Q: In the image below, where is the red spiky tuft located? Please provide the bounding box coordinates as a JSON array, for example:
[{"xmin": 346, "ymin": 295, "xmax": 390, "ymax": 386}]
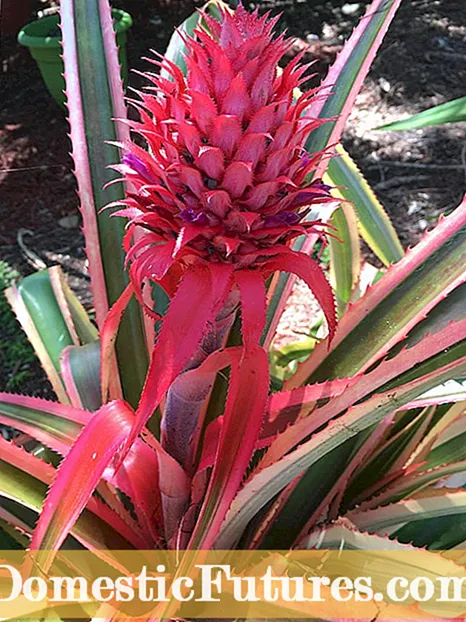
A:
[{"xmin": 116, "ymin": 4, "xmax": 335, "ymax": 282}]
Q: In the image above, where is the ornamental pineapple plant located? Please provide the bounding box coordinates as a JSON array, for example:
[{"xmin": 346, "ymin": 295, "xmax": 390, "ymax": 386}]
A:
[{"xmin": 2, "ymin": 0, "xmax": 466, "ymax": 618}]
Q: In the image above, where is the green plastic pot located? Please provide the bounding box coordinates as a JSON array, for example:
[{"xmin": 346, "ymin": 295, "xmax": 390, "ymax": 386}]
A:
[{"xmin": 17, "ymin": 9, "xmax": 132, "ymax": 108}]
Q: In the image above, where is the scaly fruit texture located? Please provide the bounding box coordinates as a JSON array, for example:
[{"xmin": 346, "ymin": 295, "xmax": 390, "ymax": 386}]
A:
[{"xmin": 110, "ymin": 4, "xmax": 338, "ymax": 454}]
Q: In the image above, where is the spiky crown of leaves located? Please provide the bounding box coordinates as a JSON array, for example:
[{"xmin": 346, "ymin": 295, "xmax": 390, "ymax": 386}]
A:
[{"xmin": 113, "ymin": 4, "xmax": 335, "ymax": 291}]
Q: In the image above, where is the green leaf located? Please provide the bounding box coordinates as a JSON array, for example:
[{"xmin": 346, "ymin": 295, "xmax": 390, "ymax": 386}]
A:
[
  {"xmin": 61, "ymin": 342, "xmax": 102, "ymax": 411},
  {"xmin": 328, "ymin": 202, "xmax": 360, "ymax": 314},
  {"xmin": 5, "ymin": 272, "xmax": 75, "ymax": 402},
  {"xmin": 0, "ymin": 393, "xmax": 87, "ymax": 456},
  {"xmin": 50, "ymin": 266, "xmax": 98, "ymax": 344},
  {"xmin": 0, "ymin": 519, "xmax": 29, "ymax": 549},
  {"xmin": 302, "ymin": 197, "xmax": 466, "ymax": 383},
  {"xmin": 273, "ymin": 337, "xmax": 318, "ymax": 368},
  {"xmin": 5, "ymin": 267, "xmax": 100, "ymax": 404},
  {"xmin": 216, "ymin": 351, "xmax": 466, "ymax": 548},
  {"xmin": 325, "ymin": 145, "xmax": 404, "ymax": 267},
  {"xmin": 360, "ymin": 460, "xmax": 466, "ymax": 511},
  {"xmin": 302, "ymin": 522, "xmax": 466, "ymax": 618},
  {"xmin": 259, "ymin": 437, "xmax": 361, "ymax": 549},
  {"xmin": 15, "ymin": 271, "xmax": 75, "ymax": 370},
  {"xmin": 395, "ymin": 512, "xmax": 466, "ymax": 550},
  {"xmin": 61, "ymin": 0, "xmax": 148, "ymax": 407},
  {"xmin": 303, "ymin": 521, "xmax": 433, "ymax": 551},
  {"xmin": 0, "ymin": 459, "xmax": 133, "ymax": 552},
  {"xmin": 266, "ymin": 0, "xmax": 402, "ymax": 342},
  {"xmin": 377, "ymin": 95, "xmax": 466, "ymax": 131},
  {"xmin": 348, "ymin": 491, "xmax": 466, "ymax": 544},
  {"xmin": 425, "ymin": 414, "xmax": 466, "ymax": 470},
  {"xmin": 306, "ymin": 0, "xmax": 402, "ymax": 170},
  {"xmin": 344, "ymin": 407, "xmax": 435, "ymax": 506}
]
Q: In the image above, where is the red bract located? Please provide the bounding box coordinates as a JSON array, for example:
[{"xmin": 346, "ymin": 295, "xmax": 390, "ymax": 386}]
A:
[{"xmin": 112, "ymin": 4, "xmax": 337, "ymax": 455}]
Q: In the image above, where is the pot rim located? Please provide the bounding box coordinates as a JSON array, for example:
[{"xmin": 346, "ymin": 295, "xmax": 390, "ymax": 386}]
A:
[{"xmin": 17, "ymin": 8, "xmax": 132, "ymax": 49}]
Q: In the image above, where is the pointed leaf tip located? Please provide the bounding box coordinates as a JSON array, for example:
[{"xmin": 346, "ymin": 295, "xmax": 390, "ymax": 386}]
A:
[{"xmin": 29, "ymin": 400, "xmax": 135, "ymax": 571}]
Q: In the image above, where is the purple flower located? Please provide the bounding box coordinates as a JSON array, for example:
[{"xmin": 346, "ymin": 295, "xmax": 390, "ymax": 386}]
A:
[
  {"xmin": 264, "ymin": 211, "xmax": 302, "ymax": 227},
  {"xmin": 289, "ymin": 182, "xmax": 332, "ymax": 208},
  {"xmin": 122, "ymin": 153, "xmax": 155, "ymax": 183},
  {"xmin": 179, "ymin": 209, "xmax": 210, "ymax": 225}
]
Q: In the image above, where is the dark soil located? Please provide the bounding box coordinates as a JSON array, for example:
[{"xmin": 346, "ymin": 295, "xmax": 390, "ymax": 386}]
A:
[{"xmin": 1, "ymin": 0, "xmax": 465, "ymax": 394}]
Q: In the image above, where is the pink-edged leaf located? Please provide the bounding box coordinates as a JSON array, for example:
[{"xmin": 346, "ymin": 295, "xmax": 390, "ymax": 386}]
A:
[
  {"xmin": 88, "ymin": 494, "xmax": 153, "ymax": 550},
  {"xmin": 0, "ymin": 393, "xmax": 91, "ymax": 425},
  {"xmin": 125, "ymin": 263, "xmax": 233, "ymax": 459},
  {"xmin": 29, "ymin": 400, "xmax": 137, "ymax": 570},
  {"xmin": 0, "ymin": 414, "xmax": 76, "ymax": 457},
  {"xmin": 0, "ymin": 434, "xmax": 147, "ymax": 550},
  {"xmin": 262, "ymin": 0, "xmax": 403, "ymax": 340},
  {"xmin": 188, "ymin": 346, "xmax": 270, "ymax": 549},
  {"xmin": 402, "ymin": 378, "xmax": 466, "ymax": 410},
  {"xmin": 328, "ymin": 201, "xmax": 361, "ymax": 315},
  {"xmin": 0, "ymin": 437, "xmax": 55, "ymax": 486},
  {"xmin": 265, "ymin": 250, "xmax": 337, "ymax": 343},
  {"xmin": 385, "ymin": 406, "xmax": 436, "ymax": 476},
  {"xmin": 263, "ymin": 0, "xmax": 403, "ymax": 337},
  {"xmin": 61, "ymin": 0, "xmax": 148, "ymax": 407},
  {"xmin": 234, "ymin": 269, "xmax": 267, "ymax": 349},
  {"xmin": 0, "ymin": 458, "xmax": 141, "ymax": 560},
  {"xmin": 325, "ymin": 144, "xmax": 404, "ymax": 267},
  {"xmin": 216, "ymin": 352, "xmax": 466, "ymax": 549},
  {"xmin": 141, "ymin": 429, "xmax": 191, "ymax": 544},
  {"xmin": 0, "ymin": 509, "xmax": 32, "ymax": 544},
  {"xmin": 405, "ymin": 402, "xmax": 466, "ymax": 471},
  {"xmin": 4, "ymin": 282, "xmax": 70, "ymax": 404},
  {"xmin": 98, "ymin": 0, "xmax": 128, "ymax": 122},
  {"xmin": 294, "ymin": 412, "xmax": 395, "ymax": 543},
  {"xmin": 348, "ymin": 463, "xmax": 413, "ymax": 510},
  {"xmin": 289, "ymin": 195, "xmax": 466, "ymax": 386},
  {"xmin": 0, "ymin": 393, "xmax": 165, "ymax": 544},
  {"xmin": 300, "ymin": 518, "xmax": 436, "ymax": 551},
  {"xmin": 262, "ymin": 315, "xmax": 466, "ymax": 468},
  {"xmin": 48, "ymin": 266, "xmax": 81, "ymax": 346},
  {"xmin": 346, "ymin": 489, "xmax": 466, "ymax": 538},
  {"xmin": 306, "ymin": 0, "xmax": 403, "ymax": 177},
  {"xmin": 110, "ymin": 435, "xmax": 164, "ymax": 545},
  {"xmin": 61, "ymin": 346, "xmax": 85, "ymax": 410},
  {"xmin": 264, "ymin": 376, "xmax": 350, "ymax": 440},
  {"xmin": 51, "ymin": 265, "xmax": 99, "ymax": 344},
  {"xmin": 358, "ymin": 460, "xmax": 466, "ymax": 513},
  {"xmin": 100, "ymin": 283, "xmax": 133, "ymax": 403},
  {"xmin": 246, "ymin": 476, "xmax": 304, "ymax": 549},
  {"xmin": 61, "ymin": 342, "xmax": 102, "ymax": 411},
  {"xmin": 61, "ymin": 0, "xmax": 109, "ymax": 328}
]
